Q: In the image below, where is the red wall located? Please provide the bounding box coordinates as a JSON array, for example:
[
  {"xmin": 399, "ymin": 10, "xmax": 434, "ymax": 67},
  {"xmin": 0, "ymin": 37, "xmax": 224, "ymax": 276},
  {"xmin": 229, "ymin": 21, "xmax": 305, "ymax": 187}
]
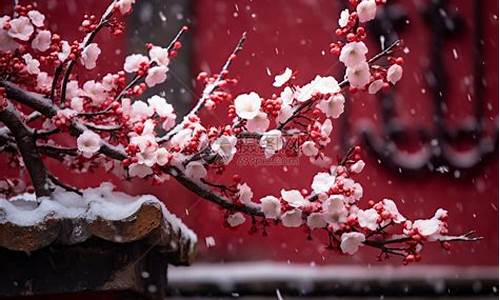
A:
[{"xmin": 1, "ymin": 0, "xmax": 498, "ymax": 267}]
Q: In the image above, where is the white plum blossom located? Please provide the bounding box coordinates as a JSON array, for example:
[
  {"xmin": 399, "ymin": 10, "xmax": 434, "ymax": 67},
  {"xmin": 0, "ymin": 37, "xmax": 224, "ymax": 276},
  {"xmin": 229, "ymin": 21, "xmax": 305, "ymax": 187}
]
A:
[
  {"xmin": 129, "ymin": 101, "xmax": 154, "ymax": 122},
  {"xmin": 36, "ymin": 72, "xmax": 52, "ymax": 90},
  {"xmin": 129, "ymin": 163, "xmax": 153, "ymax": 178},
  {"xmin": 227, "ymin": 212, "xmax": 246, "ymax": 227},
  {"xmin": 307, "ymin": 213, "xmax": 327, "ymax": 229},
  {"xmin": 83, "ymin": 80, "xmax": 107, "ymax": 105},
  {"xmin": 357, "ymin": 0, "xmax": 377, "ymax": 23},
  {"xmin": 234, "ymin": 92, "xmax": 262, "ymax": 120},
  {"xmin": 387, "ymin": 64, "xmax": 403, "ymax": 84},
  {"xmin": 311, "ymin": 172, "xmax": 335, "ymax": 194},
  {"xmin": 145, "ymin": 65, "xmax": 168, "ymax": 87},
  {"xmin": 412, "ymin": 219, "xmax": 441, "ymax": 237},
  {"xmin": 57, "ymin": 41, "xmax": 71, "ymax": 62},
  {"xmin": 22, "ymin": 54, "xmax": 40, "ymax": 75},
  {"xmin": 340, "ymin": 232, "xmax": 366, "ymax": 255},
  {"xmin": 8, "ymin": 16, "xmax": 34, "ymax": 41},
  {"xmin": 185, "ymin": 161, "xmax": 207, "ymax": 180},
  {"xmin": 70, "ymin": 97, "xmax": 84, "ymax": 112},
  {"xmin": 350, "ymin": 160, "xmax": 366, "ymax": 173},
  {"xmin": 156, "ymin": 148, "xmax": 171, "ymax": 166},
  {"xmin": 246, "ymin": 112, "xmax": 270, "ymax": 133},
  {"xmin": 368, "ymin": 79, "xmax": 384, "ymax": 94},
  {"xmin": 273, "ymin": 67, "xmax": 292, "ymax": 87},
  {"xmin": 31, "ymin": 30, "xmax": 51, "ymax": 52},
  {"xmin": 237, "ymin": 183, "xmax": 253, "ymax": 204},
  {"xmin": 124, "ymin": 54, "xmax": 149, "ymax": 73},
  {"xmin": 340, "ymin": 177, "xmax": 363, "ymax": 203},
  {"xmin": 259, "ymin": 129, "xmax": 283, "ymax": 158},
  {"xmin": 346, "ymin": 62, "xmax": 371, "ymax": 88},
  {"xmin": 149, "ymin": 46, "xmax": 170, "ymax": 66},
  {"xmin": 297, "ymin": 76, "xmax": 340, "ymax": 102},
  {"xmin": 80, "ymin": 43, "xmax": 101, "ymax": 70},
  {"xmin": 317, "ymin": 94, "xmax": 345, "ymax": 118},
  {"xmin": 211, "ymin": 135, "xmax": 237, "ymax": 164},
  {"xmin": 276, "ymin": 104, "xmax": 293, "ymax": 125},
  {"xmin": 27, "ymin": 10, "xmax": 45, "ymax": 27},
  {"xmin": 338, "ymin": 9, "xmax": 350, "ymax": 27},
  {"xmin": 116, "ymin": 0, "xmax": 136, "ymax": 15},
  {"xmin": 357, "ymin": 208, "xmax": 379, "ymax": 230},
  {"xmin": 147, "ymin": 95, "xmax": 175, "ymax": 119},
  {"xmin": 280, "ymin": 189, "xmax": 309, "ymax": 208},
  {"xmin": 340, "ymin": 41, "xmax": 368, "ymax": 68},
  {"xmin": 382, "ymin": 199, "xmax": 406, "ymax": 223},
  {"xmin": 281, "ymin": 209, "xmax": 303, "ymax": 227},
  {"xmin": 77, "ymin": 130, "xmax": 101, "ymax": 158},
  {"xmin": 280, "ymin": 86, "xmax": 294, "ymax": 105},
  {"xmin": 301, "ymin": 141, "xmax": 318, "ymax": 157},
  {"xmin": 260, "ymin": 196, "xmax": 281, "ymax": 219},
  {"xmin": 65, "ymin": 80, "xmax": 81, "ymax": 100},
  {"xmin": 322, "ymin": 195, "xmax": 348, "ymax": 228}
]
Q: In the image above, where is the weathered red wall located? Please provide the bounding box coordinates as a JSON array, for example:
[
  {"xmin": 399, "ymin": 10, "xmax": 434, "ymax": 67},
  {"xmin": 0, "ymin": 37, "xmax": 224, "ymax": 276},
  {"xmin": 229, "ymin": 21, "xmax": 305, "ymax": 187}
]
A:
[{"xmin": 1, "ymin": 0, "xmax": 498, "ymax": 268}]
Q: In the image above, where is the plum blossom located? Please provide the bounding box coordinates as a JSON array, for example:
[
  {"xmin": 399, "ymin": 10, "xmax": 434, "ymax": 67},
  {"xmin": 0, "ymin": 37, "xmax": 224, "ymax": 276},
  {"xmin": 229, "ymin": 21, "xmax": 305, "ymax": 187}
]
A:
[
  {"xmin": 368, "ymin": 79, "xmax": 384, "ymax": 94},
  {"xmin": 22, "ymin": 54, "xmax": 40, "ymax": 74},
  {"xmin": 307, "ymin": 213, "xmax": 327, "ymax": 229},
  {"xmin": 57, "ymin": 41, "xmax": 71, "ymax": 62},
  {"xmin": 301, "ymin": 141, "xmax": 318, "ymax": 157},
  {"xmin": 234, "ymin": 92, "xmax": 262, "ymax": 120},
  {"xmin": 259, "ymin": 129, "xmax": 283, "ymax": 158},
  {"xmin": 211, "ymin": 135, "xmax": 237, "ymax": 164},
  {"xmin": 297, "ymin": 76, "xmax": 340, "ymax": 102},
  {"xmin": 340, "ymin": 41, "xmax": 368, "ymax": 68},
  {"xmin": 346, "ymin": 62, "xmax": 371, "ymax": 88},
  {"xmin": 116, "ymin": 0, "xmax": 136, "ymax": 15},
  {"xmin": 276, "ymin": 104, "xmax": 293, "ymax": 125},
  {"xmin": 280, "ymin": 86, "xmax": 294, "ymax": 105},
  {"xmin": 129, "ymin": 101, "xmax": 154, "ymax": 122},
  {"xmin": 387, "ymin": 64, "xmax": 403, "ymax": 84},
  {"xmin": 317, "ymin": 94, "xmax": 345, "ymax": 118},
  {"xmin": 80, "ymin": 43, "xmax": 101, "ymax": 70},
  {"xmin": 311, "ymin": 172, "xmax": 335, "ymax": 194},
  {"xmin": 350, "ymin": 160, "xmax": 365, "ymax": 173},
  {"xmin": 340, "ymin": 232, "xmax": 366, "ymax": 255},
  {"xmin": 227, "ymin": 212, "xmax": 246, "ymax": 227},
  {"xmin": 185, "ymin": 161, "xmax": 207, "ymax": 180},
  {"xmin": 31, "ymin": 30, "xmax": 51, "ymax": 52},
  {"xmin": 338, "ymin": 9, "xmax": 350, "ymax": 27},
  {"xmin": 36, "ymin": 72, "xmax": 52, "ymax": 90},
  {"xmin": 260, "ymin": 196, "xmax": 281, "ymax": 219},
  {"xmin": 322, "ymin": 195, "xmax": 348, "ymax": 228},
  {"xmin": 83, "ymin": 80, "xmax": 107, "ymax": 105},
  {"xmin": 237, "ymin": 183, "xmax": 253, "ymax": 204},
  {"xmin": 129, "ymin": 163, "xmax": 153, "ymax": 178},
  {"xmin": 149, "ymin": 46, "xmax": 170, "ymax": 66},
  {"xmin": 145, "ymin": 65, "xmax": 168, "ymax": 87},
  {"xmin": 381, "ymin": 199, "xmax": 406, "ymax": 224},
  {"xmin": 318, "ymin": 119, "xmax": 333, "ymax": 146},
  {"xmin": 281, "ymin": 209, "xmax": 303, "ymax": 227},
  {"xmin": 27, "ymin": 10, "xmax": 45, "ymax": 27},
  {"xmin": 8, "ymin": 16, "xmax": 34, "ymax": 41},
  {"xmin": 412, "ymin": 219, "xmax": 440, "ymax": 237},
  {"xmin": 147, "ymin": 95, "xmax": 175, "ymax": 118},
  {"xmin": 124, "ymin": 54, "xmax": 149, "ymax": 73},
  {"xmin": 70, "ymin": 97, "xmax": 84, "ymax": 112},
  {"xmin": 77, "ymin": 130, "xmax": 101, "ymax": 158},
  {"xmin": 357, "ymin": 0, "xmax": 377, "ymax": 23},
  {"xmin": 156, "ymin": 148, "xmax": 171, "ymax": 166},
  {"xmin": 281, "ymin": 189, "xmax": 309, "ymax": 208},
  {"xmin": 357, "ymin": 208, "xmax": 379, "ymax": 230},
  {"xmin": 339, "ymin": 177, "xmax": 363, "ymax": 203},
  {"xmin": 246, "ymin": 112, "xmax": 270, "ymax": 133},
  {"xmin": 273, "ymin": 67, "xmax": 292, "ymax": 87}
]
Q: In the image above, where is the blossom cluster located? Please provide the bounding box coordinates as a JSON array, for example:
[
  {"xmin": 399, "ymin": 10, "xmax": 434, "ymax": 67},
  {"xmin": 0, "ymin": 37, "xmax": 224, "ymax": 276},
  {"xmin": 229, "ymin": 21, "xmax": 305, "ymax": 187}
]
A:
[{"xmin": 0, "ymin": 0, "xmax": 476, "ymax": 262}]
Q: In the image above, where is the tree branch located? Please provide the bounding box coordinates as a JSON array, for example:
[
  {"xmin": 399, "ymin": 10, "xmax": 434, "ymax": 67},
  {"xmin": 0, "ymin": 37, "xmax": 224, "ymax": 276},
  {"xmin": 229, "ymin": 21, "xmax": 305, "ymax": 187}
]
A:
[{"xmin": 0, "ymin": 103, "xmax": 53, "ymax": 198}]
